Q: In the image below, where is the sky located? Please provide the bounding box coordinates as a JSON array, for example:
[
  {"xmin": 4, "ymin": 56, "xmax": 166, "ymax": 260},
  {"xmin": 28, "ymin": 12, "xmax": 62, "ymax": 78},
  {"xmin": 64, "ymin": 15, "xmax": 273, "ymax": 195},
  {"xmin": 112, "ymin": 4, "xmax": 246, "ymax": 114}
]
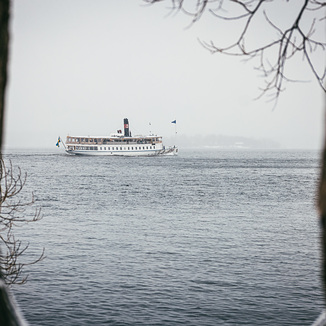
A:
[{"xmin": 4, "ymin": 0, "xmax": 325, "ymax": 149}]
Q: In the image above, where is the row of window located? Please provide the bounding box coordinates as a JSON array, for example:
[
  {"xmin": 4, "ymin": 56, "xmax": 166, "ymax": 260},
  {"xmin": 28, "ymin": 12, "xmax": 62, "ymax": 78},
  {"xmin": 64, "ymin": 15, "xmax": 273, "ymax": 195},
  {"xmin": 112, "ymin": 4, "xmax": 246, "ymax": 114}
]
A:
[
  {"xmin": 67, "ymin": 137, "xmax": 160, "ymax": 144},
  {"xmin": 68, "ymin": 146, "xmax": 156, "ymax": 151},
  {"xmin": 98, "ymin": 146, "xmax": 155, "ymax": 151}
]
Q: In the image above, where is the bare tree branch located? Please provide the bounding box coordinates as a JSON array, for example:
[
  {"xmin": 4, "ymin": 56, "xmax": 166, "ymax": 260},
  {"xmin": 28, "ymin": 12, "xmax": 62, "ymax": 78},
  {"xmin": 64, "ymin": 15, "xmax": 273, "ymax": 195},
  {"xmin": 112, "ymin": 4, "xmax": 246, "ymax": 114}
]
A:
[
  {"xmin": 0, "ymin": 158, "xmax": 44, "ymax": 286},
  {"xmin": 145, "ymin": 0, "xmax": 326, "ymax": 100}
]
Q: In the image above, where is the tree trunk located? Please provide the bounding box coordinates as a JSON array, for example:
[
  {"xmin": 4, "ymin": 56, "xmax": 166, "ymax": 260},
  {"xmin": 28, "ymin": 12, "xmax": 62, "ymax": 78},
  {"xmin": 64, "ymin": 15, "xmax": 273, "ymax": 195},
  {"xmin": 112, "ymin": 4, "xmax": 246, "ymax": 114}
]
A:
[{"xmin": 0, "ymin": 0, "xmax": 9, "ymax": 154}]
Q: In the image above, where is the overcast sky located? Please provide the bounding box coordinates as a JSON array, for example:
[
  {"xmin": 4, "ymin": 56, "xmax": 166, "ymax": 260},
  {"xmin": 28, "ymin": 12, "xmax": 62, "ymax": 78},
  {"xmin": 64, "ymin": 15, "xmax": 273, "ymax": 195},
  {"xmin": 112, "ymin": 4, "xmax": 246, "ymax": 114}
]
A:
[{"xmin": 4, "ymin": 0, "xmax": 325, "ymax": 149}]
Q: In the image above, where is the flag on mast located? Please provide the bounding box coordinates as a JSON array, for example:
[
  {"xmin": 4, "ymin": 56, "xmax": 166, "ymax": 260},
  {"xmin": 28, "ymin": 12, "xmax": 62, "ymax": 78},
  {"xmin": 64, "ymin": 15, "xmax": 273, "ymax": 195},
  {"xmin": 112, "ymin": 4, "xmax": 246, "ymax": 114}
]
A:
[
  {"xmin": 56, "ymin": 137, "xmax": 61, "ymax": 147},
  {"xmin": 171, "ymin": 120, "xmax": 176, "ymax": 124}
]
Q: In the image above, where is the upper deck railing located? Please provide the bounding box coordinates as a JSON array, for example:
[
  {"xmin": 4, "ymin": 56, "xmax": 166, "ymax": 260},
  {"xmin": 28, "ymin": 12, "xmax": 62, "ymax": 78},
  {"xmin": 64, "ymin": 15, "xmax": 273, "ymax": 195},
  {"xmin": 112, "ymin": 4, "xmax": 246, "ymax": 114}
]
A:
[{"xmin": 66, "ymin": 136, "xmax": 162, "ymax": 145}]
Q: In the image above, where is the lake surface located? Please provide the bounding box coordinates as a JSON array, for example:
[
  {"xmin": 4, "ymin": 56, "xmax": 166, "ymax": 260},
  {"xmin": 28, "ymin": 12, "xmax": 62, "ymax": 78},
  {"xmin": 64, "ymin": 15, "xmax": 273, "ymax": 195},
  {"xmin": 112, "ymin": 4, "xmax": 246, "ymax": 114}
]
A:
[{"xmin": 3, "ymin": 148, "xmax": 324, "ymax": 325}]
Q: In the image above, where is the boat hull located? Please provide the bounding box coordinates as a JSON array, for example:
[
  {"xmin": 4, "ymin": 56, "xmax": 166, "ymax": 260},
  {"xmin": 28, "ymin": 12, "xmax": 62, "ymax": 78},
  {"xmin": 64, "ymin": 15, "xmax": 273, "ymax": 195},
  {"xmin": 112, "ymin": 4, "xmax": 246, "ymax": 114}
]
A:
[{"xmin": 65, "ymin": 147, "xmax": 178, "ymax": 156}]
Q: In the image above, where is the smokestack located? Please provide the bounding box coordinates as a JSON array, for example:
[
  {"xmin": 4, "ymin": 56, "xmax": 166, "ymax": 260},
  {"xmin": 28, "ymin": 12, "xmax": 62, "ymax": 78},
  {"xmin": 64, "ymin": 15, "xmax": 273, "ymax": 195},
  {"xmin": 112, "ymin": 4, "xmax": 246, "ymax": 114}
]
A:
[{"xmin": 124, "ymin": 118, "xmax": 130, "ymax": 137}]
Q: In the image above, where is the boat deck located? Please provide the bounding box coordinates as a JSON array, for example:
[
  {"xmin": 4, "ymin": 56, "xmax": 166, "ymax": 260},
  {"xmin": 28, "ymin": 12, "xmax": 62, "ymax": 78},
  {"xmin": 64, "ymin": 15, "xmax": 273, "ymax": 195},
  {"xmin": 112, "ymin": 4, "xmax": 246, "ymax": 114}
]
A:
[{"xmin": 66, "ymin": 136, "xmax": 162, "ymax": 146}]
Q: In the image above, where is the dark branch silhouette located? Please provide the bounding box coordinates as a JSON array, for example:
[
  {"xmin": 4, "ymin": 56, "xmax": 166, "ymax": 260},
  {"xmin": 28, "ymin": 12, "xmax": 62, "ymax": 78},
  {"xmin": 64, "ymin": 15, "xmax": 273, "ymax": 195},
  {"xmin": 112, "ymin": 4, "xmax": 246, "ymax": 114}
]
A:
[
  {"xmin": 0, "ymin": 158, "xmax": 44, "ymax": 286},
  {"xmin": 0, "ymin": 2, "xmax": 31, "ymax": 325},
  {"xmin": 0, "ymin": 2, "xmax": 44, "ymax": 324},
  {"xmin": 145, "ymin": 0, "xmax": 326, "ymax": 100}
]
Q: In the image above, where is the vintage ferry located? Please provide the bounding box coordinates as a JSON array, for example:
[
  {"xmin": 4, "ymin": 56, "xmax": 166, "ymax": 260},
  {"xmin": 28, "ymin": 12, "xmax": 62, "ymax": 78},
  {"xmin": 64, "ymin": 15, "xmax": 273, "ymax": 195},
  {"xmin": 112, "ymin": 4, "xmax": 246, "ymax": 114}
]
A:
[{"xmin": 59, "ymin": 118, "xmax": 178, "ymax": 156}]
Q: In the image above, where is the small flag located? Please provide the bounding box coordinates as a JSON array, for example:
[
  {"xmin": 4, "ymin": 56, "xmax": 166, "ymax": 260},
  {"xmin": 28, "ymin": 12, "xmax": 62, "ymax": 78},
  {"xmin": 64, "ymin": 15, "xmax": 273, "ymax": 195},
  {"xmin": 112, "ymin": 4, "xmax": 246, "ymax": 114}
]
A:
[
  {"xmin": 171, "ymin": 120, "xmax": 176, "ymax": 124},
  {"xmin": 56, "ymin": 137, "xmax": 61, "ymax": 147}
]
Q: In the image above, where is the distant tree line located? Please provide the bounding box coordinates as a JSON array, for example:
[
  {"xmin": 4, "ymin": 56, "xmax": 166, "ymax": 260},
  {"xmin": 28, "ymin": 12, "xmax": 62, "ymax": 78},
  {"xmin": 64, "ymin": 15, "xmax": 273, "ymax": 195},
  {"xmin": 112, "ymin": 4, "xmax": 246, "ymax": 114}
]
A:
[{"xmin": 145, "ymin": 0, "xmax": 325, "ymax": 101}]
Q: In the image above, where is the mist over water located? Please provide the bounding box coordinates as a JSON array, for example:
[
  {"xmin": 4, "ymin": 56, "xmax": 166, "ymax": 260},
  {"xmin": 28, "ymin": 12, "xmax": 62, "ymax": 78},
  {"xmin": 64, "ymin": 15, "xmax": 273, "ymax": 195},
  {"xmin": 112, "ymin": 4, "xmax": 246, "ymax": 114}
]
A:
[{"xmin": 5, "ymin": 149, "xmax": 324, "ymax": 325}]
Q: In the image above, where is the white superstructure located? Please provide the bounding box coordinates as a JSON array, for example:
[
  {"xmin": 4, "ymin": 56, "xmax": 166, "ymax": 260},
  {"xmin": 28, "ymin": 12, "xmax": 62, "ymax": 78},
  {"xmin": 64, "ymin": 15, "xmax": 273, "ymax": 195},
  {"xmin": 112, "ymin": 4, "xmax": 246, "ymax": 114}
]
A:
[{"xmin": 61, "ymin": 118, "xmax": 178, "ymax": 156}]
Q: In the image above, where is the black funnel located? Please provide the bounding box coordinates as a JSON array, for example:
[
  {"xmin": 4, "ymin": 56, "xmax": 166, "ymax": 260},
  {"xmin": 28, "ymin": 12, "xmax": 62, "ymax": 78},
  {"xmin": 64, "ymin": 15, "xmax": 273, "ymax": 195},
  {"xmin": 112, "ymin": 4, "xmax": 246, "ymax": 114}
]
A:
[{"xmin": 124, "ymin": 118, "xmax": 130, "ymax": 137}]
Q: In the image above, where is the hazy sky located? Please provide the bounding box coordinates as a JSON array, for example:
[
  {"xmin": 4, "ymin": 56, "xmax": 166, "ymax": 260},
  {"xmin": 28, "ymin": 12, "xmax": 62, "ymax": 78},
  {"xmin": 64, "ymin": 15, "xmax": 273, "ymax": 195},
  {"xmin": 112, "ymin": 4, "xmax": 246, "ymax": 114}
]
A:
[{"xmin": 4, "ymin": 0, "xmax": 325, "ymax": 149}]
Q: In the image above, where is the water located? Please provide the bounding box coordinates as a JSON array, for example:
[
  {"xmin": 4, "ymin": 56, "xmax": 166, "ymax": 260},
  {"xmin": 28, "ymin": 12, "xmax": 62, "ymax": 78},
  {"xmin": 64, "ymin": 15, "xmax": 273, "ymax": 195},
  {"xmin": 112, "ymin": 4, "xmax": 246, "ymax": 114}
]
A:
[{"xmin": 2, "ymin": 148, "xmax": 324, "ymax": 325}]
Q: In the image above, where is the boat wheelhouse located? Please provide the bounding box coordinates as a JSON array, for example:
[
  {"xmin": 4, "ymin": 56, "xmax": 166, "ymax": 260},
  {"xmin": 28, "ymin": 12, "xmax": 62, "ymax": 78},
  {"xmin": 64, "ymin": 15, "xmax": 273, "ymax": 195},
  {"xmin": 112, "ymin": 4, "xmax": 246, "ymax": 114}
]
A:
[{"xmin": 62, "ymin": 118, "xmax": 178, "ymax": 156}]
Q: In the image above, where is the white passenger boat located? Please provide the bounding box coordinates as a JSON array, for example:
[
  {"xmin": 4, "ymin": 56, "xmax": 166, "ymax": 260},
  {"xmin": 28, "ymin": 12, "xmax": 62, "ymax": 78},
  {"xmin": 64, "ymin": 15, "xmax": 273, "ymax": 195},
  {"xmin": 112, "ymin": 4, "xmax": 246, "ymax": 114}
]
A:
[{"xmin": 58, "ymin": 118, "xmax": 178, "ymax": 156}]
